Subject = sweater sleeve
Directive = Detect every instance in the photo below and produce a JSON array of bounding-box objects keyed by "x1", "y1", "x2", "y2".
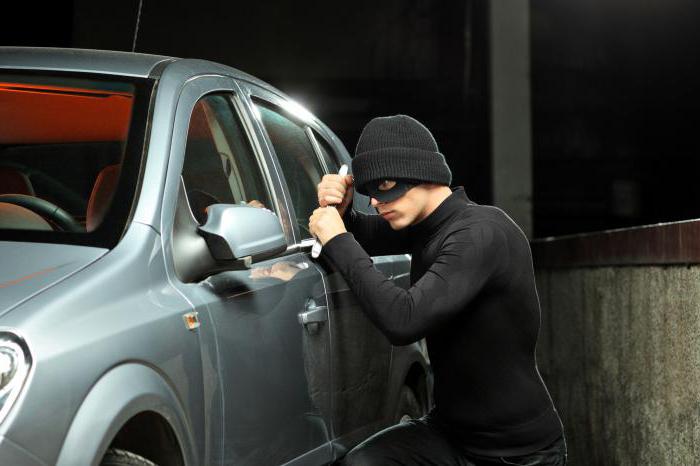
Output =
[
  {"x1": 342, "y1": 207, "x2": 412, "y2": 256},
  {"x1": 322, "y1": 223, "x2": 505, "y2": 345}
]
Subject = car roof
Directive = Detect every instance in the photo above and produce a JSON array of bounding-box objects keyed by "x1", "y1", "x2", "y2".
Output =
[
  {"x1": 0, "y1": 47, "x2": 175, "y2": 78},
  {"x1": 0, "y1": 47, "x2": 275, "y2": 90}
]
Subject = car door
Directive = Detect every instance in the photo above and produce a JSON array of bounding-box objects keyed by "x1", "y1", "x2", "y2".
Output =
[
  {"x1": 162, "y1": 76, "x2": 333, "y2": 466},
  {"x1": 304, "y1": 128, "x2": 413, "y2": 451},
  {"x1": 238, "y1": 85, "x2": 405, "y2": 457}
]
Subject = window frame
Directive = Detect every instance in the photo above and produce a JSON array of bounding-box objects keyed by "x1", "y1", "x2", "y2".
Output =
[
  {"x1": 307, "y1": 128, "x2": 342, "y2": 174},
  {"x1": 164, "y1": 76, "x2": 300, "y2": 279},
  {"x1": 180, "y1": 92, "x2": 276, "y2": 223},
  {"x1": 240, "y1": 84, "x2": 334, "y2": 249}
]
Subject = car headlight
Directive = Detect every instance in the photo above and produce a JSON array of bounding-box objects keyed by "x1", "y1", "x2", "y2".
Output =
[{"x1": 0, "y1": 332, "x2": 32, "y2": 424}]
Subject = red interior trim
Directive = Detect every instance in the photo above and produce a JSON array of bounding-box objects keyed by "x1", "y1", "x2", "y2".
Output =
[{"x1": 0, "y1": 82, "x2": 134, "y2": 144}]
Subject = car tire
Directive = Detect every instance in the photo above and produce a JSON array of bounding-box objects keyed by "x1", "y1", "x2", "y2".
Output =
[
  {"x1": 393, "y1": 385, "x2": 425, "y2": 424},
  {"x1": 100, "y1": 448, "x2": 157, "y2": 466}
]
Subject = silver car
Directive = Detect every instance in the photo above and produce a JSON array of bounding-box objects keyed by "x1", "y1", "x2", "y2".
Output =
[{"x1": 0, "y1": 47, "x2": 431, "y2": 466}]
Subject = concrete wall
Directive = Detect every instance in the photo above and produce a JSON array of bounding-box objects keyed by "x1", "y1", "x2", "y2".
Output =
[
  {"x1": 489, "y1": 0, "x2": 533, "y2": 237},
  {"x1": 535, "y1": 266, "x2": 700, "y2": 465}
]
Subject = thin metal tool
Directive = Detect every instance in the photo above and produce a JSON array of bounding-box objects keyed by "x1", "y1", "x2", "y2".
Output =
[{"x1": 311, "y1": 164, "x2": 348, "y2": 259}]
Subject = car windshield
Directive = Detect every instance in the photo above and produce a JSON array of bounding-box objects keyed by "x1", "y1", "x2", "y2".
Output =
[{"x1": 0, "y1": 73, "x2": 152, "y2": 247}]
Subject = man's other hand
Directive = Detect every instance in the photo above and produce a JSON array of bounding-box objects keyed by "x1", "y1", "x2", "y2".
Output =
[
  {"x1": 246, "y1": 199, "x2": 266, "y2": 209},
  {"x1": 317, "y1": 174, "x2": 354, "y2": 217},
  {"x1": 309, "y1": 206, "x2": 347, "y2": 246}
]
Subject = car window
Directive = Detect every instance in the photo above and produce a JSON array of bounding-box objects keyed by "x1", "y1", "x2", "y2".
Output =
[
  {"x1": 182, "y1": 93, "x2": 272, "y2": 224},
  {"x1": 310, "y1": 129, "x2": 340, "y2": 173},
  {"x1": 254, "y1": 100, "x2": 325, "y2": 240},
  {"x1": 0, "y1": 72, "x2": 151, "y2": 247}
]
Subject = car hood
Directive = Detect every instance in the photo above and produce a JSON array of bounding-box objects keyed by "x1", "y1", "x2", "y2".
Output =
[{"x1": 0, "y1": 241, "x2": 107, "y2": 316}]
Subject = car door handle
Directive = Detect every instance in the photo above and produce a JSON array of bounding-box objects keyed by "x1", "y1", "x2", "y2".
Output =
[{"x1": 298, "y1": 299, "x2": 328, "y2": 326}]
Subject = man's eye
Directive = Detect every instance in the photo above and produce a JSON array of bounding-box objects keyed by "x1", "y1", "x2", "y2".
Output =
[{"x1": 378, "y1": 180, "x2": 397, "y2": 191}]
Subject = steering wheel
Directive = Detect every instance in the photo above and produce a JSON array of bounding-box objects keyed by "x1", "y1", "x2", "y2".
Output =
[{"x1": 0, "y1": 194, "x2": 83, "y2": 232}]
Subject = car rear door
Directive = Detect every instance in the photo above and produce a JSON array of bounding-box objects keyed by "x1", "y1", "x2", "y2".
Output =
[{"x1": 162, "y1": 75, "x2": 333, "y2": 466}]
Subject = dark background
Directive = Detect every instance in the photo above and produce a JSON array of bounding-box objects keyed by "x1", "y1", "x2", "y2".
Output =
[{"x1": 2, "y1": 0, "x2": 699, "y2": 238}]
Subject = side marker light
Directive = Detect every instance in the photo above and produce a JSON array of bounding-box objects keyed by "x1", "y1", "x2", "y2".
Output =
[{"x1": 183, "y1": 312, "x2": 200, "y2": 331}]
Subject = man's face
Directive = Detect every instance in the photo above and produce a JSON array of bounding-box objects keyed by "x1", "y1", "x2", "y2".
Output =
[{"x1": 370, "y1": 180, "x2": 431, "y2": 230}]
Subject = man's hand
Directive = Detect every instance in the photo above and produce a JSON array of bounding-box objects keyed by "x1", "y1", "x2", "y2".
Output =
[
  {"x1": 246, "y1": 199, "x2": 266, "y2": 209},
  {"x1": 309, "y1": 206, "x2": 347, "y2": 245},
  {"x1": 317, "y1": 174, "x2": 354, "y2": 217}
]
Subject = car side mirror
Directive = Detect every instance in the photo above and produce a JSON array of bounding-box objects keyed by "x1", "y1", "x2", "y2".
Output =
[{"x1": 198, "y1": 204, "x2": 287, "y2": 267}]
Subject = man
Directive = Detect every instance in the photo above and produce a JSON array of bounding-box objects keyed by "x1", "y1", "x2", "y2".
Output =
[{"x1": 308, "y1": 115, "x2": 566, "y2": 465}]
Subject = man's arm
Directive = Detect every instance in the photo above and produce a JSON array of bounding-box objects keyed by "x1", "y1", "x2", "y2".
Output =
[
  {"x1": 321, "y1": 221, "x2": 507, "y2": 345},
  {"x1": 342, "y1": 206, "x2": 412, "y2": 256}
]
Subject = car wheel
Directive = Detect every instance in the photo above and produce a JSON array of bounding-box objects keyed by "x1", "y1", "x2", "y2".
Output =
[
  {"x1": 393, "y1": 385, "x2": 425, "y2": 424},
  {"x1": 100, "y1": 448, "x2": 157, "y2": 466}
]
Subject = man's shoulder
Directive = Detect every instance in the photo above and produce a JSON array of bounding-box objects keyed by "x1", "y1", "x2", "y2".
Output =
[
  {"x1": 452, "y1": 203, "x2": 512, "y2": 227},
  {"x1": 450, "y1": 204, "x2": 527, "y2": 243}
]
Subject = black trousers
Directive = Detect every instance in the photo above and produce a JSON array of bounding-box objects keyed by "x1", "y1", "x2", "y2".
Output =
[{"x1": 339, "y1": 417, "x2": 567, "y2": 466}]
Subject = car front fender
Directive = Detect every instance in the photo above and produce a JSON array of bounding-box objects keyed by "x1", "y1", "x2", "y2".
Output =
[{"x1": 56, "y1": 363, "x2": 197, "y2": 466}]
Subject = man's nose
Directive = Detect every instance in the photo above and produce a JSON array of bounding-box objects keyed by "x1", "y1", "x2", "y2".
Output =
[{"x1": 370, "y1": 197, "x2": 381, "y2": 207}]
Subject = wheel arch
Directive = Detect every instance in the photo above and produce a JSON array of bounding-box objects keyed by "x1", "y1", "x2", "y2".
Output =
[
  {"x1": 56, "y1": 363, "x2": 196, "y2": 466},
  {"x1": 385, "y1": 342, "x2": 434, "y2": 420},
  {"x1": 107, "y1": 410, "x2": 184, "y2": 466}
]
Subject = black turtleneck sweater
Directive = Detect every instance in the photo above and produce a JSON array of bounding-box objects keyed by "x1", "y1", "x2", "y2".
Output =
[{"x1": 321, "y1": 186, "x2": 563, "y2": 457}]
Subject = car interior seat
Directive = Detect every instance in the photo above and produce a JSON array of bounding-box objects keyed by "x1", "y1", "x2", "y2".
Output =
[{"x1": 86, "y1": 164, "x2": 121, "y2": 232}]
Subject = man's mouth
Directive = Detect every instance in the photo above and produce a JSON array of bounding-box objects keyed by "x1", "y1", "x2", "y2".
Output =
[{"x1": 380, "y1": 211, "x2": 395, "y2": 219}]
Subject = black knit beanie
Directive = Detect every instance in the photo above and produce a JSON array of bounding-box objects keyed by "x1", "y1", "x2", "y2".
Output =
[{"x1": 352, "y1": 115, "x2": 452, "y2": 196}]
